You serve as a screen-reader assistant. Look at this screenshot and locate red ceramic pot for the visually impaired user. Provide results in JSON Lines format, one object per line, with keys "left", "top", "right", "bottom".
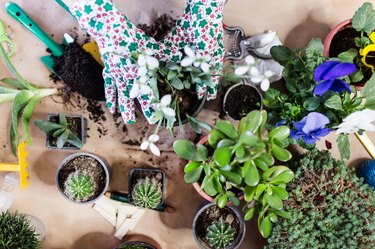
{"left": 323, "top": 19, "right": 352, "bottom": 57}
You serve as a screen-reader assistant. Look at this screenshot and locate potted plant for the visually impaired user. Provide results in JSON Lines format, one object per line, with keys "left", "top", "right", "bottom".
{"left": 33, "top": 113, "right": 86, "bottom": 150}
{"left": 323, "top": 2, "right": 375, "bottom": 89}
{"left": 266, "top": 38, "right": 375, "bottom": 160}
{"left": 192, "top": 202, "right": 246, "bottom": 249}
{"left": 128, "top": 168, "right": 165, "bottom": 210}
{"left": 0, "top": 211, "right": 41, "bottom": 249}
{"left": 56, "top": 152, "right": 111, "bottom": 204}
{"left": 114, "top": 241, "right": 156, "bottom": 249}
{"left": 174, "top": 110, "right": 294, "bottom": 237}
{"left": 265, "top": 149, "right": 375, "bottom": 249}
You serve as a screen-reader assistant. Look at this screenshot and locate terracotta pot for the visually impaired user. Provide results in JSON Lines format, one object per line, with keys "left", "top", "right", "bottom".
{"left": 323, "top": 19, "right": 352, "bottom": 57}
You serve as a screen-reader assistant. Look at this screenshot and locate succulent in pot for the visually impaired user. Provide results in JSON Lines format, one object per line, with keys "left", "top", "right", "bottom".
{"left": 114, "top": 241, "right": 156, "bottom": 249}
{"left": 173, "top": 110, "right": 294, "bottom": 237}
{"left": 56, "top": 152, "right": 110, "bottom": 204}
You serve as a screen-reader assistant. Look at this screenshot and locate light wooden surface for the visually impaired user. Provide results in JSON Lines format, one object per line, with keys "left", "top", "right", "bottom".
{"left": 0, "top": 0, "right": 373, "bottom": 248}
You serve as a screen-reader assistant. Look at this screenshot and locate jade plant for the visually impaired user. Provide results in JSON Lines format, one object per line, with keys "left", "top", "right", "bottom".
{"left": 265, "top": 149, "right": 375, "bottom": 249}
{"left": 65, "top": 172, "right": 95, "bottom": 201}
{"left": 0, "top": 20, "right": 58, "bottom": 155}
{"left": 0, "top": 211, "right": 40, "bottom": 249}
{"left": 33, "top": 114, "right": 83, "bottom": 149}
{"left": 173, "top": 110, "right": 294, "bottom": 237}
{"left": 206, "top": 221, "right": 235, "bottom": 249}
{"left": 131, "top": 177, "right": 162, "bottom": 209}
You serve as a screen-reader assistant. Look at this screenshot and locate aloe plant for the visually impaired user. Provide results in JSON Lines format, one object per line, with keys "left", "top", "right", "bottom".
{"left": 65, "top": 172, "right": 95, "bottom": 200}
{"left": 173, "top": 110, "right": 294, "bottom": 238}
{"left": 206, "top": 221, "right": 235, "bottom": 249}
{"left": 131, "top": 177, "right": 162, "bottom": 209}
{"left": 33, "top": 114, "right": 83, "bottom": 149}
{"left": 0, "top": 21, "right": 58, "bottom": 155}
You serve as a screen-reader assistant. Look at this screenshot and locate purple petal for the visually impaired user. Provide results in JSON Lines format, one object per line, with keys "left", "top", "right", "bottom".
{"left": 290, "top": 130, "right": 302, "bottom": 140}
{"left": 302, "top": 135, "right": 317, "bottom": 144}
{"left": 313, "top": 127, "right": 331, "bottom": 138}
{"left": 314, "top": 61, "right": 356, "bottom": 81}
{"left": 302, "top": 112, "right": 330, "bottom": 134}
{"left": 330, "top": 79, "right": 352, "bottom": 93}
{"left": 314, "top": 61, "right": 340, "bottom": 81}
{"left": 293, "top": 117, "right": 307, "bottom": 131}
{"left": 313, "top": 79, "right": 334, "bottom": 96}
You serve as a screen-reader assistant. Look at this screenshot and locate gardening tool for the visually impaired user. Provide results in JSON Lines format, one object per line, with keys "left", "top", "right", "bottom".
{"left": 355, "top": 132, "right": 375, "bottom": 159}
{"left": 0, "top": 141, "right": 29, "bottom": 190}
{"left": 0, "top": 19, "right": 15, "bottom": 56}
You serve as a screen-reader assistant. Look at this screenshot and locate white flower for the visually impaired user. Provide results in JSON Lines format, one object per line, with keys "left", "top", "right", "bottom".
{"left": 155, "top": 95, "right": 176, "bottom": 117}
{"left": 336, "top": 109, "right": 375, "bottom": 134}
{"left": 137, "top": 49, "right": 159, "bottom": 70}
{"left": 181, "top": 46, "right": 211, "bottom": 73}
{"left": 140, "top": 134, "right": 160, "bottom": 156}
{"left": 129, "top": 79, "right": 152, "bottom": 98}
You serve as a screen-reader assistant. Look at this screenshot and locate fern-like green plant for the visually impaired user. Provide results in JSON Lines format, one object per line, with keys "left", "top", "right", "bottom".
{"left": 64, "top": 172, "right": 95, "bottom": 201}
{"left": 207, "top": 221, "right": 235, "bottom": 249}
{"left": 131, "top": 177, "right": 162, "bottom": 209}
{"left": 0, "top": 20, "right": 58, "bottom": 155}
{"left": 33, "top": 114, "right": 83, "bottom": 149}
{"left": 0, "top": 211, "right": 41, "bottom": 249}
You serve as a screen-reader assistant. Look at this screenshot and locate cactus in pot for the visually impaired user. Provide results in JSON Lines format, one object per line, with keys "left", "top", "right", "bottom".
{"left": 207, "top": 220, "right": 235, "bottom": 249}
{"left": 65, "top": 172, "right": 95, "bottom": 200}
{"left": 131, "top": 177, "right": 162, "bottom": 209}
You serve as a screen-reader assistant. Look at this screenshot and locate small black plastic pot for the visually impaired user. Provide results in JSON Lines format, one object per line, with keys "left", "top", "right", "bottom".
{"left": 223, "top": 80, "right": 263, "bottom": 121}
{"left": 128, "top": 168, "right": 166, "bottom": 209}
{"left": 113, "top": 241, "right": 156, "bottom": 249}
{"left": 46, "top": 114, "right": 86, "bottom": 150}
{"left": 192, "top": 202, "right": 246, "bottom": 249}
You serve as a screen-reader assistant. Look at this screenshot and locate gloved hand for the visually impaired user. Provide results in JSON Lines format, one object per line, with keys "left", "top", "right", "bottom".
{"left": 70, "top": 0, "right": 225, "bottom": 124}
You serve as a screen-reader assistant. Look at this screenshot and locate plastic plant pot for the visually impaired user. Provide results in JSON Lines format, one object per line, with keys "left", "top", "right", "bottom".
{"left": 128, "top": 168, "right": 166, "bottom": 209}
{"left": 113, "top": 241, "right": 157, "bottom": 249}
{"left": 46, "top": 114, "right": 87, "bottom": 150}
{"left": 223, "top": 81, "right": 263, "bottom": 121}
{"left": 323, "top": 19, "right": 352, "bottom": 57}
{"left": 192, "top": 202, "right": 246, "bottom": 249}
{"left": 56, "top": 152, "right": 111, "bottom": 204}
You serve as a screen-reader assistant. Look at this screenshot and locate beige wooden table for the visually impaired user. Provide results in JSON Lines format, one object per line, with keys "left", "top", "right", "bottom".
{"left": 0, "top": 0, "right": 373, "bottom": 248}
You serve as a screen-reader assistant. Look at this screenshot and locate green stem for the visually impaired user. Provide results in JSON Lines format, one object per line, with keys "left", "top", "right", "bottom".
{"left": 34, "top": 88, "right": 59, "bottom": 98}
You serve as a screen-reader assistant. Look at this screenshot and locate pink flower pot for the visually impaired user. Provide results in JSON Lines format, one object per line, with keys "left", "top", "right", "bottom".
{"left": 323, "top": 19, "right": 352, "bottom": 57}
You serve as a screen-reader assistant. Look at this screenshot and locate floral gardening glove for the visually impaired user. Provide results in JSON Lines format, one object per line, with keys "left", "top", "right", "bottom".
{"left": 70, "top": 0, "right": 225, "bottom": 124}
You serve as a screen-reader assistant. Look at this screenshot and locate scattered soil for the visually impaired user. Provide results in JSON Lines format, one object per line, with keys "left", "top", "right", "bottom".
{"left": 128, "top": 169, "right": 165, "bottom": 206}
{"left": 195, "top": 205, "right": 242, "bottom": 249}
{"left": 138, "top": 14, "right": 176, "bottom": 41}
{"left": 57, "top": 155, "right": 107, "bottom": 203}
{"left": 52, "top": 42, "right": 105, "bottom": 101}
{"left": 223, "top": 84, "right": 261, "bottom": 120}
{"left": 47, "top": 115, "right": 83, "bottom": 149}
{"left": 86, "top": 99, "right": 108, "bottom": 137}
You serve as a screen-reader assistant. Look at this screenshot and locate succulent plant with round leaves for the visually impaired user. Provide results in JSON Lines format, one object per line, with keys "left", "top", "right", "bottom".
{"left": 0, "top": 211, "right": 40, "bottom": 249}
{"left": 207, "top": 220, "right": 235, "bottom": 249}
{"left": 64, "top": 172, "right": 95, "bottom": 201}
{"left": 131, "top": 177, "right": 162, "bottom": 209}
{"left": 173, "top": 110, "right": 294, "bottom": 238}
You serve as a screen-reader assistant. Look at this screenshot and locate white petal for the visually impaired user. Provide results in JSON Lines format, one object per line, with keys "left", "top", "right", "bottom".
{"left": 357, "top": 123, "right": 375, "bottom": 131}
{"left": 138, "top": 66, "right": 147, "bottom": 76}
{"left": 149, "top": 134, "right": 160, "bottom": 142}
{"left": 149, "top": 143, "right": 161, "bottom": 156}
{"left": 184, "top": 46, "right": 196, "bottom": 58}
{"left": 138, "top": 55, "right": 146, "bottom": 67}
{"left": 160, "top": 94, "right": 172, "bottom": 106}
{"left": 193, "top": 61, "right": 200, "bottom": 67}
{"left": 139, "top": 76, "right": 148, "bottom": 84}
{"left": 261, "top": 79, "right": 270, "bottom": 91}
{"left": 145, "top": 49, "right": 154, "bottom": 56}
{"left": 140, "top": 84, "right": 152, "bottom": 93}
{"left": 129, "top": 84, "right": 139, "bottom": 98}
{"left": 200, "top": 63, "right": 210, "bottom": 73}
{"left": 162, "top": 107, "right": 176, "bottom": 117}
{"left": 140, "top": 141, "right": 149, "bottom": 150}
{"left": 245, "top": 55, "right": 255, "bottom": 64}
{"left": 181, "top": 57, "right": 194, "bottom": 67}
{"left": 147, "top": 56, "right": 159, "bottom": 70}
{"left": 249, "top": 66, "right": 260, "bottom": 76}
{"left": 234, "top": 66, "right": 249, "bottom": 76}
{"left": 264, "top": 70, "right": 275, "bottom": 78}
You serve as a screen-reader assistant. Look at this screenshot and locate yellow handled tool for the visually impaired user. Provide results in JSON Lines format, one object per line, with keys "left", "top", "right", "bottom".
{"left": 0, "top": 141, "right": 29, "bottom": 190}
{"left": 355, "top": 132, "right": 375, "bottom": 159}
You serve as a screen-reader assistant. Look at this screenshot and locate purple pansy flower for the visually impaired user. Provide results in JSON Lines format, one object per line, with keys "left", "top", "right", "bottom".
{"left": 313, "top": 61, "right": 356, "bottom": 96}
{"left": 290, "top": 112, "right": 331, "bottom": 144}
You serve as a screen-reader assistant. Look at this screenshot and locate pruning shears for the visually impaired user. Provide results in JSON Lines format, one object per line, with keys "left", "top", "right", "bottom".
{"left": 0, "top": 20, "right": 15, "bottom": 56}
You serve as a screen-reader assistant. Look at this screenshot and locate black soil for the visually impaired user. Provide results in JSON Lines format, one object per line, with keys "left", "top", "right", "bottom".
{"left": 52, "top": 42, "right": 105, "bottom": 101}
{"left": 47, "top": 115, "right": 83, "bottom": 149}
{"left": 195, "top": 205, "right": 242, "bottom": 249}
{"left": 138, "top": 14, "right": 176, "bottom": 41}
{"left": 129, "top": 169, "right": 165, "bottom": 206}
{"left": 223, "top": 84, "right": 261, "bottom": 120}
{"left": 57, "top": 155, "right": 107, "bottom": 203}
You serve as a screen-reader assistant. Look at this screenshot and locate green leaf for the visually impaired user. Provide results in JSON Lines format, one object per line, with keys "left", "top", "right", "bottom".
{"left": 242, "top": 110, "right": 263, "bottom": 133}
{"left": 338, "top": 49, "right": 358, "bottom": 63}
{"left": 274, "top": 210, "right": 291, "bottom": 219}
{"left": 217, "top": 194, "right": 228, "bottom": 208}
{"left": 173, "top": 140, "right": 200, "bottom": 161}
{"left": 265, "top": 167, "right": 294, "bottom": 184}
{"left": 259, "top": 216, "right": 271, "bottom": 238}
{"left": 352, "top": 2, "right": 375, "bottom": 35}
{"left": 12, "top": 91, "right": 34, "bottom": 146}
{"left": 271, "top": 144, "right": 292, "bottom": 162}
{"left": 33, "top": 120, "right": 63, "bottom": 135}
{"left": 258, "top": 153, "right": 275, "bottom": 166}
{"left": 171, "top": 77, "right": 184, "bottom": 90}
{"left": 213, "top": 147, "right": 232, "bottom": 167}
{"left": 67, "top": 133, "right": 84, "bottom": 149}
{"left": 244, "top": 207, "right": 255, "bottom": 221}
{"left": 53, "top": 128, "right": 66, "bottom": 138}
{"left": 365, "top": 97, "right": 375, "bottom": 109}
{"left": 350, "top": 69, "right": 364, "bottom": 83}
{"left": 271, "top": 186, "right": 289, "bottom": 200}
{"left": 208, "top": 129, "right": 226, "bottom": 147}
{"left": 184, "top": 161, "right": 201, "bottom": 173}
{"left": 235, "top": 145, "right": 246, "bottom": 158}
{"left": 228, "top": 194, "right": 240, "bottom": 206}
{"left": 239, "top": 131, "right": 258, "bottom": 146}
{"left": 197, "top": 144, "right": 208, "bottom": 161}
{"left": 269, "top": 213, "right": 278, "bottom": 223}
{"left": 10, "top": 121, "right": 17, "bottom": 156}
{"left": 0, "top": 93, "right": 18, "bottom": 104}
{"left": 0, "top": 85, "right": 19, "bottom": 93}
{"left": 270, "top": 45, "right": 294, "bottom": 66}
{"left": 337, "top": 133, "right": 350, "bottom": 160}
{"left": 217, "top": 139, "right": 236, "bottom": 148}
{"left": 303, "top": 97, "right": 321, "bottom": 111}
{"left": 216, "top": 120, "right": 238, "bottom": 140}
{"left": 259, "top": 110, "right": 268, "bottom": 132}
{"left": 305, "top": 38, "right": 324, "bottom": 55}
{"left": 167, "top": 70, "right": 178, "bottom": 81}
{"left": 269, "top": 126, "right": 290, "bottom": 142}
{"left": 220, "top": 170, "right": 242, "bottom": 185}
{"left": 187, "top": 115, "right": 212, "bottom": 134}
{"left": 325, "top": 95, "right": 343, "bottom": 110}
{"left": 1, "top": 78, "right": 24, "bottom": 89}
{"left": 59, "top": 114, "right": 68, "bottom": 127}
{"left": 254, "top": 157, "right": 269, "bottom": 171}
{"left": 56, "top": 130, "right": 69, "bottom": 149}
{"left": 265, "top": 193, "right": 283, "bottom": 210}
{"left": 256, "top": 183, "right": 267, "bottom": 200}
{"left": 203, "top": 175, "right": 217, "bottom": 196}
{"left": 361, "top": 73, "right": 375, "bottom": 98}
{"left": 184, "top": 165, "right": 203, "bottom": 183}
{"left": 212, "top": 174, "right": 223, "bottom": 193}
{"left": 243, "top": 161, "right": 260, "bottom": 186}
{"left": 244, "top": 185, "right": 256, "bottom": 202}
{"left": 21, "top": 95, "right": 43, "bottom": 144}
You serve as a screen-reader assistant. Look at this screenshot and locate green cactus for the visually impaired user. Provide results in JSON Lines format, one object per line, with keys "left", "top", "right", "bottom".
{"left": 206, "top": 221, "right": 235, "bottom": 249}
{"left": 65, "top": 172, "right": 95, "bottom": 200}
{"left": 131, "top": 177, "right": 162, "bottom": 209}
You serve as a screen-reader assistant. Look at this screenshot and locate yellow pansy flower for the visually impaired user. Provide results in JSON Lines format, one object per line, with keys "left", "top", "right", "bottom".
{"left": 360, "top": 32, "right": 375, "bottom": 71}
